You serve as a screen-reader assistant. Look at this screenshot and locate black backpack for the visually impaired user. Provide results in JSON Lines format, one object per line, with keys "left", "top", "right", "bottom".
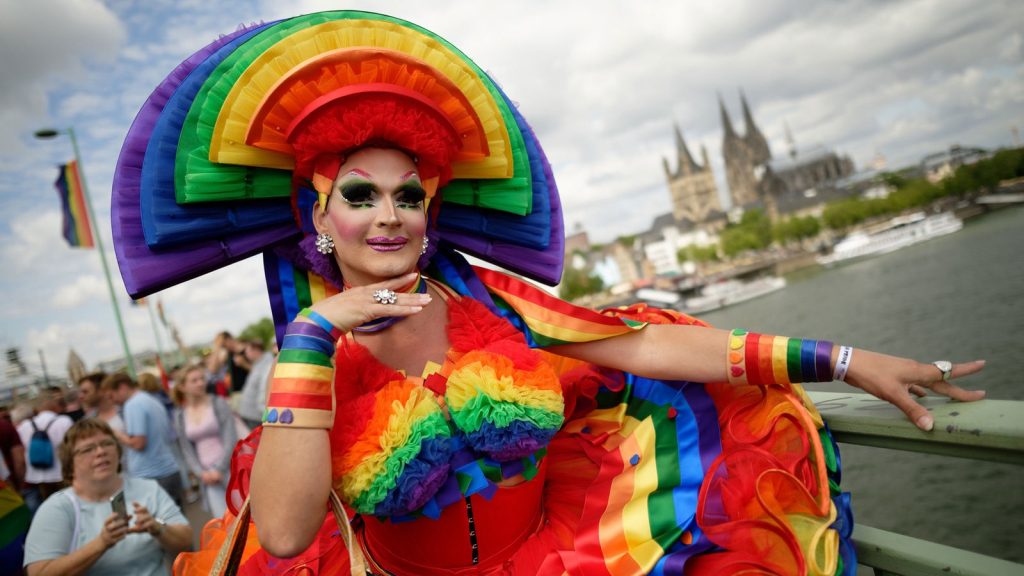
{"left": 28, "top": 417, "right": 56, "bottom": 469}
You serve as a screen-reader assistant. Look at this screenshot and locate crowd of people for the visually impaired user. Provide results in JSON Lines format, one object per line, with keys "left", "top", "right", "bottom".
{"left": 0, "top": 331, "right": 276, "bottom": 575}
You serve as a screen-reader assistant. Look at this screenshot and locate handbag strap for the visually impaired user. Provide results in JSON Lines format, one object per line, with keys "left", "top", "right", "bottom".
{"left": 210, "top": 491, "right": 367, "bottom": 576}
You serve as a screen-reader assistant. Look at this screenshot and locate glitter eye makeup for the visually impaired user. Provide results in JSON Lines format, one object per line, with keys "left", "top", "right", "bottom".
{"left": 395, "top": 185, "right": 426, "bottom": 210}
{"left": 338, "top": 179, "right": 377, "bottom": 208}
{"left": 335, "top": 173, "right": 426, "bottom": 210}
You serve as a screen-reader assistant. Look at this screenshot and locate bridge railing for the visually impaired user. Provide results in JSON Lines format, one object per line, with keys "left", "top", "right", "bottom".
{"left": 808, "top": 391, "right": 1024, "bottom": 576}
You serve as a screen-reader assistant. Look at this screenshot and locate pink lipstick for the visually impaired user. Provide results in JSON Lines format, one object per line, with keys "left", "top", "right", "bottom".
{"left": 367, "top": 236, "right": 408, "bottom": 252}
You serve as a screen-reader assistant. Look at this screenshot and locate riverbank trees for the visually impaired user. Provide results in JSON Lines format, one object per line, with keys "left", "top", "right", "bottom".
{"left": 823, "top": 147, "right": 1024, "bottom": 230}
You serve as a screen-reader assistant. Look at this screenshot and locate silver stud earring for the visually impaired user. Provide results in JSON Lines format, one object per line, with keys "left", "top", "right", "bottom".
{"left": 315, "top": 233, "right": 335, "bottom": 255}
{"left": 420, "top": 236, "right": 429, "bottom": 255}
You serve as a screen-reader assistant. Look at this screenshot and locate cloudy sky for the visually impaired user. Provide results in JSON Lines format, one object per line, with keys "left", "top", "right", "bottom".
{"left": 0, "top": 0, "right": 1021, "bottom": 373}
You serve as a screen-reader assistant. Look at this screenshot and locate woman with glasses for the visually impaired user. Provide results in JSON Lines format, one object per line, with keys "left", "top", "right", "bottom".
{"left": 22, "top": 418, "right": 192, "bottom": 576}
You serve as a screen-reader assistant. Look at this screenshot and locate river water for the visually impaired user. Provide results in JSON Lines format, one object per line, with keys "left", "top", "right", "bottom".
{"left": 700, "top": 205, "right": 1024, "bottom": 564}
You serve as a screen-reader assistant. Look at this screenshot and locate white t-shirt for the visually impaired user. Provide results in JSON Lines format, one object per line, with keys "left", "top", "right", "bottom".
{"left": 23, "top": 475, "right": 188, "bottom": 575}
{"left": 17, "top": 411, "right": 74, "bottom": 483}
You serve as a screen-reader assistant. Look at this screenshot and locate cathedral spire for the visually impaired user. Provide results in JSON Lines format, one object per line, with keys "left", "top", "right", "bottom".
{"left": 740, "top": 90, "right": 758, "bottom": 133}
{"left": 673, "top": 122, "right": 698, "bottom": 173}
{"left": 739, "top": 89, "right": 771, "bottom": 164}
{"left": 784, "top": 120, "right": 797, "bottom": 160}
{"left": 718, "top": 93, "right": 737, "bottom": 140}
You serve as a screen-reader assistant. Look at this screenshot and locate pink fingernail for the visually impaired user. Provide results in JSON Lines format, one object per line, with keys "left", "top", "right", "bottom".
{"left": 916, "top": 415, "right": 934, "bottom": 431}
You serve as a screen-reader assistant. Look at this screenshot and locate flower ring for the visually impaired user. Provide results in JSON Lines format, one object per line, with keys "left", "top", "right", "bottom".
{"left": 373, "top": 288, "right": 398, "bottom": 305}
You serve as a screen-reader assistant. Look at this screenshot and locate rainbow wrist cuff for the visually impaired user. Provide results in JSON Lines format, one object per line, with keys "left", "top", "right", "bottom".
{"left": 263, "top": 318, "right": 339, "bottom": 429}
{"left": 299, "top": 308, "right": 344, "bottom": 340}
{"left": 728, "top": 329, "right": 835, "bottom": 386}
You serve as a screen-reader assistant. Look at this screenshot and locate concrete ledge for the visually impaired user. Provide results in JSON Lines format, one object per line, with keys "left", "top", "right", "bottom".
{"left": 854, "top": 524, "right": 1023, "bottom": 576}
{"left": 807, "top": 392, "right": 1024, "bottom": 466}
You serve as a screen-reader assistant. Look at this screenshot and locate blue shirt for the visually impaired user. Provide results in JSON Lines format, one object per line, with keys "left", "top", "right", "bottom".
{"left": 24, "top": 476, "right": 188, "bottom": 575}
{"left": 123, "top": 391, "right": 179, "bottom": 478}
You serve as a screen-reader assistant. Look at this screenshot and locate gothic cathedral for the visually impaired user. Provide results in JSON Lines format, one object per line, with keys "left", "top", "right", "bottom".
{"left": 663, "top": 125, "right": 721, "bottom": 223}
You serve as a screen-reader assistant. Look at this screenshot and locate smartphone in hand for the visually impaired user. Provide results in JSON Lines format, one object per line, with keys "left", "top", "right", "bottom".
{"left": 110, "top": 490, "right": 128, "bottom": 521}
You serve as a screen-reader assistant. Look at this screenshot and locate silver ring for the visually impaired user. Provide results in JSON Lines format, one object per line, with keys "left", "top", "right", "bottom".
{"left": 372, "top": 288, "right": 398, "bottom": 305}
{"left": 931, "top": 360, "right": 953, "bottom": 381}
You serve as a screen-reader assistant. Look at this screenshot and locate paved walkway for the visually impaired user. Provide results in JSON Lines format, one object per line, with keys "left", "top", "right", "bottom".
{"left": 182, "top": 495, "right": 214, "bottom": 550}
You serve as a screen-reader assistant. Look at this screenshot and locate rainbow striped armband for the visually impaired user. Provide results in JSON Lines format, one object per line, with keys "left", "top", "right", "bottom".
{"left": 727, "top": 329, "right": 836, "bottom": 386}
{"left": 262, "top": 310, "right": 339, "bottom": 428}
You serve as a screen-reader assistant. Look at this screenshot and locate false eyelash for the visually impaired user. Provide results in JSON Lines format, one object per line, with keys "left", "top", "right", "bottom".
{"left": 396, "top": 186, "right": 426, "bottom": 207}
{"left": 339, "top": 182, "right": 376, "bottom": 205}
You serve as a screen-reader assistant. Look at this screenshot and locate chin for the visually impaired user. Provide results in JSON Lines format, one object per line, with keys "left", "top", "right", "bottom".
{"left": 344, "top": 260, "right": 418, "bottom": 285}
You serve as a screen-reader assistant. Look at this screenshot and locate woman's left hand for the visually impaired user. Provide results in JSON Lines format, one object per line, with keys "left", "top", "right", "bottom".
{"left": 127, "top": 502, "right": 159, "bottom": 536}
{"left": 843, "top": 349, "right": 986, "bottom": 430}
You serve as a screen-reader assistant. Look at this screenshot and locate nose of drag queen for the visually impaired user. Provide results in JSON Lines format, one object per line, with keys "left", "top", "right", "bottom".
{"left": 375, "top": 197, "right": 401, "bottom": 228}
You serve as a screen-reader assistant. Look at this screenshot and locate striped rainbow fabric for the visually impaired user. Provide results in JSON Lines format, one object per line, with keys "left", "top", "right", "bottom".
{"left": 0, "top": 480, "right": 29, "bottom": 572}
{"left": 55, "top": 161, "right": 94, "bottom": 248}
{"left": 461, "top": 261, "right": 855, "bottom": 574}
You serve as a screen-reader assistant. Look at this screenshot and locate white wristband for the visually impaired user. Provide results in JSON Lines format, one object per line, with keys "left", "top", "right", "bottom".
{"left": 833, "top": 346, "right": 853, "bottom": 381}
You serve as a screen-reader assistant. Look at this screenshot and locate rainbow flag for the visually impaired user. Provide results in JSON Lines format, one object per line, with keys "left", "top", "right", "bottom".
{"left": 55, "top": 161, "right": 95, "bottom": 248}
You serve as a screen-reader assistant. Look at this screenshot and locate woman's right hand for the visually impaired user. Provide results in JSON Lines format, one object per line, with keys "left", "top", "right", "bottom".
{"left": 304, "top": 272, "right": 431, "bottom": 332}
{"left": 99, "top": 512, "right": 129, "bottom": 549}
{"left": 201, "top": 469, "right": 223, "bottom": 485}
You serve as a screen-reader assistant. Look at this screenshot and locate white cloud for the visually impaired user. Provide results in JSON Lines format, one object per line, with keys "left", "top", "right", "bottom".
{"left": 0, "top": 211, "right": 66, "bottom": 271}
{"left": 58, "top": 93, "right": 109, "bottom": 119}
{"left": 0, "top": 0, "right": 125, "bottom": 153}
{"left": 52, "top": 275, "right": 107, "bottom": 309}
{"left": 25, "top": 321, "right": 112, "bottom": 374}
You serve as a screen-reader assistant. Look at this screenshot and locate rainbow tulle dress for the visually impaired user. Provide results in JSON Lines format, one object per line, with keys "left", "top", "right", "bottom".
{"left": 174, "top": 266, "right": 854, "bottom": 576}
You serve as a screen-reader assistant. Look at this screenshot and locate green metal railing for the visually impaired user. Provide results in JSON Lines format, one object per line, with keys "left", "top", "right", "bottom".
{"left": 808, "top": 392, "right": 1024, "bottom": 576}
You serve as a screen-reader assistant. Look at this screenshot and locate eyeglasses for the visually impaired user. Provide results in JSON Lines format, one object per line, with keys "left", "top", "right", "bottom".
{"left": 73, "top": 438, "right": 118, "bottom": 458}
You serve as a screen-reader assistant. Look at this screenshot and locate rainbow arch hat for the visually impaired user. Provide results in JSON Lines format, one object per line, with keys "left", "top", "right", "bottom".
{"left": 112, "top": 11, "right": 564, "bottom": 318}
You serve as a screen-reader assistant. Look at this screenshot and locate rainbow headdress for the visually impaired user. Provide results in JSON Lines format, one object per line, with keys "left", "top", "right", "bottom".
{"left": 112, "top": 10, "right": 564, "bottom": 337}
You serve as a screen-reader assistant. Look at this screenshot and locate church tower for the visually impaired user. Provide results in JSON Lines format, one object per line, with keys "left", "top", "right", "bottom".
{"left": 740, "top": 91, "right": 771, "bottom": 166}
{"left": 721, "top": 91, "right": 772, "bottom": 208}
{"left": 663, "top": 123, "right": 721, "bottom": 223}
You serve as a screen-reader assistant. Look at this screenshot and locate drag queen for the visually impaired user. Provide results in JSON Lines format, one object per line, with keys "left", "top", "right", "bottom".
{"left": 111, "top": 11, "right": 984, "bottom": 575}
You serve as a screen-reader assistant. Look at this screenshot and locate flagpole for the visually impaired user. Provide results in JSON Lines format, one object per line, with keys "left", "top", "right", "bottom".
{"left": 144, "top": 299, "right": 167, "bottom": 372}
{"left": 36, "top": 127, "right": 137, "bottom": 378}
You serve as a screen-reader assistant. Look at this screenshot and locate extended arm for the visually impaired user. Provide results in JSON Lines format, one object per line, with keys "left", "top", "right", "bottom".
{"left": 549, "top": 324, "right": 985, "bottom": 430}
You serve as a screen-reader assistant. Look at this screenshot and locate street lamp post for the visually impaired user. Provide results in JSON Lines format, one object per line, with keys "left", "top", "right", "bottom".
{"left": 35, "top": 127, "right": 137, "bottom": 378}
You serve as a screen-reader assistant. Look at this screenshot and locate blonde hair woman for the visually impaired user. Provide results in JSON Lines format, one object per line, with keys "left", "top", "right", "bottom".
{"left": 172, "top": 364, "right": 238, "bottom": 518}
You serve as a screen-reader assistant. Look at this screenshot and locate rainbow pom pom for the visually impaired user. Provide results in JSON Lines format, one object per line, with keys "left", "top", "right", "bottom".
{"left": 446, "top": 348, "right": 564, "bottom": 461}
{"left": 335, "top": 381, "right": 453, "bottom": 516}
